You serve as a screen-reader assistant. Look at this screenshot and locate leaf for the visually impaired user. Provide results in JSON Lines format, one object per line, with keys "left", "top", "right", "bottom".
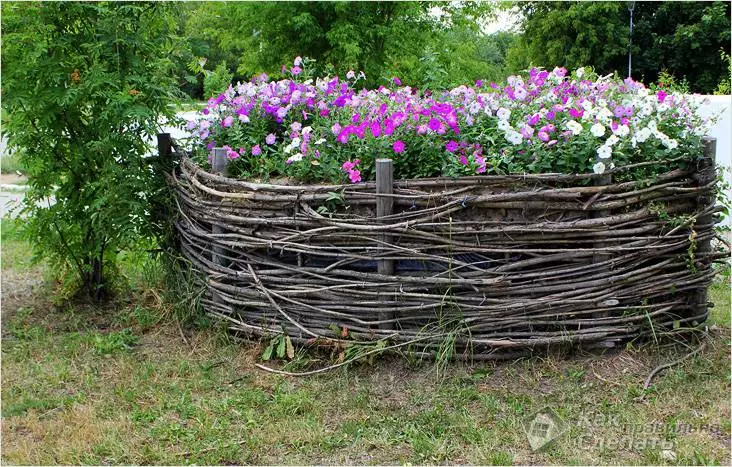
{"left": 285, "top": 336, "right": 295, "bottom": 359}
{"left": 276, "top": 335, "right": 286, "bottom": 358}
{"left": 326, "top": 191, "right": 342, "bottom": 202}
{"left": 262, "top": 340, "right": 275, "bottom": 361}
{"left": 336, "top": 351, "right": 345, "bottom": 364}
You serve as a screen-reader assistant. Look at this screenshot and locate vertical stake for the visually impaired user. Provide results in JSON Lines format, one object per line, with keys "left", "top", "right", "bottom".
{"left": 157, "top": 132, "right": 172, "bottom": 167}
{"left": 694, "top": 136, "right": 717, "bottom": 319}
{"left": 593, "top": 155, "right": 613, "bottom": 318}
{"left": 376, "top": 158, "right": 395, "bottom": 330}
{"left": 211, "top": 148, "right": 230, "bottom": 304}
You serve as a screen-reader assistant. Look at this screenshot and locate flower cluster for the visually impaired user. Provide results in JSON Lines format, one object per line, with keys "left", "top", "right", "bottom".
{"left": 187, "top": 58, "right": 710, "bottom": 183}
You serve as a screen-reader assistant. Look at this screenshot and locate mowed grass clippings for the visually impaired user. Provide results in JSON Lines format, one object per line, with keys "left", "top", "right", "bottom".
{"left": 2, "top": 228, "right": 730, "bottom": 465}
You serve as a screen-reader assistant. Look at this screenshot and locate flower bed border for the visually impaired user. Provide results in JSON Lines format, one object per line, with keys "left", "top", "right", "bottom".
{"left": 166, "top": 135, "right": 723, "bottom": 359}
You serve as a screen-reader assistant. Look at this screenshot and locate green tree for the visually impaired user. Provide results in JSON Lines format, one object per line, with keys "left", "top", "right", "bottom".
{"left": 510, "top": 1, "right": 731, "bottom": 93}
{"left": 1, "top": 2, "right": 183, "bottom": 299}
{"left": 182, "top": 1, "right": 497, "bottom": 89}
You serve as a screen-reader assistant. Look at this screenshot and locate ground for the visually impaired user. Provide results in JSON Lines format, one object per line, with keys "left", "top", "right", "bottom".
{"left": 1, "top": 219, "right": 730, "bottom": 465}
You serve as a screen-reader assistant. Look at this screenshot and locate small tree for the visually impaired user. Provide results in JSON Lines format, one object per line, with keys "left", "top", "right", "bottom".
{"left": 1, "top": 2, "right": 183, "bottom": 299}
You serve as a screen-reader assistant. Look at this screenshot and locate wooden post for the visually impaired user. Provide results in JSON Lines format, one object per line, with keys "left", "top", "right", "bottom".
{"left": 694, "top": 136, "right": 717, "bottom": 319}
{"left": 593, "top": 155, "right": 613, "bottom": 318}
{"left": 376, "top": 158, "right": 395, "bottom": 330}
{"left": 210, "top": 148, "right": 230, "bottom": 305}
{"left": 157, "top": 133, "right": 172, "bottom": 163}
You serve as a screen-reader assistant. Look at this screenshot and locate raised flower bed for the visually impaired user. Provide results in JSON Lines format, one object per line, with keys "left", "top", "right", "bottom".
{"left": 171, "top": 61, "right": 724, "bottom": 359}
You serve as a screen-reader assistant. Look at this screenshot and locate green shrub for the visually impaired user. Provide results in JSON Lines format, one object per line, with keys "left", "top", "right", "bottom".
{"left": 1, "top": 3, "right": 183, "bottom": 299}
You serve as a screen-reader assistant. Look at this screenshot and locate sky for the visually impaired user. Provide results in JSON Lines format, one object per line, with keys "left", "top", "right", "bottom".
{"left": 428, "top": 4, "right": 523, "bottom": 35}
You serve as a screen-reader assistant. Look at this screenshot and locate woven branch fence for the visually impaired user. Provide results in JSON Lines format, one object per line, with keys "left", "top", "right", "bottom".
{"left": 163, "top": 135, "right": 725, "bottom": 360}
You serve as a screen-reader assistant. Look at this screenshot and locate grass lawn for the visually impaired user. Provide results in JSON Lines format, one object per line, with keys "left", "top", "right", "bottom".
{"left": 2, "top": 218, "right": 730, "bottom": 465}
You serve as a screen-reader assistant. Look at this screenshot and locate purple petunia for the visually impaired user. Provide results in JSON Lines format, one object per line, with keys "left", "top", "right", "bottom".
{"left": 393, "top": 140, "right": 405, "bottom": 153}
{"left": 251, "top": 144, "right": 262, "bottom": 156}
{"left": 445, "top": 140, "right": 459, "bottom": 152}
{"left": 265, "top": 133, "right": 276, "bottom": 145}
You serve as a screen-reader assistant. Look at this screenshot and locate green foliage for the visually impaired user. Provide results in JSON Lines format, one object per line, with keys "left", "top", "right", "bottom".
{"left": 188, "top": 57, "right": 234, "bottom": 99}
{"left": 714, "top": 50, "right": 731, "bottom": 95}
{"left": 261, "top": 333, "right": 295, "bottom": 361}
{"left": 181, "top": 1, "right": 500, "bottom": 90}
{"left": 92, "top": 328, "right": 139, "bottom": 355}
{"left": 513, "top": 1, "right": 731, "bottom": 94}
{"left": 1, "top": 2, "right": 183, "bottom": 299}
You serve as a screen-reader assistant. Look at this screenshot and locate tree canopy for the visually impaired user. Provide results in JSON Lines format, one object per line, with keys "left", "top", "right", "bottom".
{"left": 181, "top": 1, "right": 508, "bottom": 92}
{"left": 510, "top": 1, "right": 731, "bottom": 93}
{"left": 1, "top": 2, "right": 183, "bottom": 298}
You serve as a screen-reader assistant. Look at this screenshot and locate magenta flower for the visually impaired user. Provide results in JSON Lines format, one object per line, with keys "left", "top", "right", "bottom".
{"left": 251, "top": 144, "right": 262, "bottom": 156}
{"left": 370, "top": 121, "right": 382, "bottom": 138}
{"left": 475, "top": 79, "right": 483, "bottom": 88}
{"left": 265, "top": 133, "right": 276, "bottom": 145}
{"left": 538, "top": 131, "right": 550, "bottom": 142}
{"left": 348, "top": 169, "right": 362, "bottom": 183}
{"left": 568, "top": 108, "right": 584, "bottom": 119}
{"left": 445, "top": 140, "right": 459, "bottom": 152}
{"left": 393, "top": 77, "right": 402, "bottom": 86}
{"left": 222, "top": 116, "right": 234, "bottom": 127}
{"left": 657, "top": 90, "right": 668, "bottom": 103}
{"left": 428, "top": 118, "right": 442, "bottom": 132}
{"left": 291, "top": 66, "right": 302, "bottom": 75}
{"left": 393, "top": 140, "right": 405, "bottom": 153}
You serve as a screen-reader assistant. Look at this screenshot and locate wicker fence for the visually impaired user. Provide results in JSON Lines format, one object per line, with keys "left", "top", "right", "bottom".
{"left": 164, "top": 135, "right": 724, "bottom": 359}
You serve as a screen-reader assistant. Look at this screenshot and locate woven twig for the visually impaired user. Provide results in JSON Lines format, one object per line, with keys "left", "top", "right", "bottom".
{"left": 171, "top": 156, "right": 724, "bottom": 358}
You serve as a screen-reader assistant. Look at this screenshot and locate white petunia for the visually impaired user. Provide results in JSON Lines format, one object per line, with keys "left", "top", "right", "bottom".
{"left": 593, "top": 161, "right": 606, "bottom": 174}
{"left": 497, "top": 119, "right": 511, "bottom": 131}
{"left": 287, "top": 153, "right": 304, "bottom": 163}
{"left": 597, "top": 145, "right": 612, "bottom": 159}
{"left": 590, "top": 123, "right": 605, "bottom": 137}
{"left": 566, "top": 120, "right": 583, "bottom": 135}
{"left": 314, "top": 138, "right": 326, "bottom": 145}
{"left": 497, "top": 108, "right": 511, "bottom": 121}
{"left": 612, "top": 124, "right": 630, "bottom": 137}
{"left": 662, "top": 138, "right": 679, "bottom": 150}
{"left": 635, "top": 127, "right": 652, "bottom": 143}
{"left": 505, "top": 130, "right": 523, "bottom": 145}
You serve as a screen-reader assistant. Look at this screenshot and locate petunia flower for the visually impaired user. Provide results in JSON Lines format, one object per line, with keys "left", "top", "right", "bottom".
{"left": 393, "top": 140, "right": 405, "bottom": 153}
